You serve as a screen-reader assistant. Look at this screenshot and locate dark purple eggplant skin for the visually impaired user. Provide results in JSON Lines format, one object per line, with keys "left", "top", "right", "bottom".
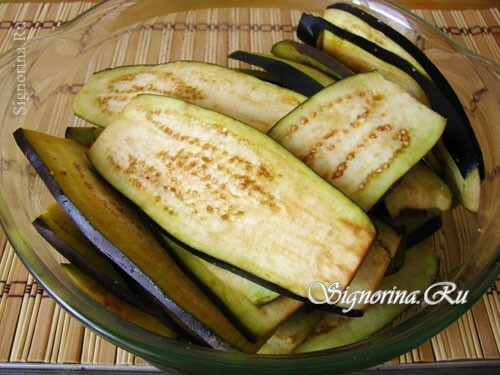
{"left": 406, "top": 214, "right": 443, "bottom": 249}
{"left": 13, "top": 128, "right": 233, "bottom": 351}
{"left": 33, "top": 216, "right": 137, "bottom": 303}
{"left": 158, "top": 230, "right": 364, "bottom": 317}
{"left": 273, "top": 39, "right": 354, "bottom": 79}
{"left": 32, "top": 216, "right": 180, "bottom": 333}
{"left": 297, "top": 13, "right": 483, "bottom": 179}
{"left": 384, "top": 234, "right": 406, "bottom": 276}
{"left": 229, "top": 50, "right": 325, "bottom": 96}
{"left": 326, "top": 3, "right": 484, "bottom": 179}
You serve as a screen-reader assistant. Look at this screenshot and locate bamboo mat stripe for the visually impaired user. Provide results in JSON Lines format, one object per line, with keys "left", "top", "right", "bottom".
{"left": 0, "top": 1, "right": 499, "bottom": 369}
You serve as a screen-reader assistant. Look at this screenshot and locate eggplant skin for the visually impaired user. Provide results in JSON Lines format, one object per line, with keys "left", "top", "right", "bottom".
{"left": 229, "top": 50, "right": 334, "bottom": 96}
{"left": 326, "top": 2, "right": 483, "bottom": 179}
{"left": 88, "top": 94, "right": 377, "bottom": 302}
{"left": 13, "top": 128, "right": 260, "bottom": 353}
{"left": 297, "top": 12, "right": 483, "bottom": 180}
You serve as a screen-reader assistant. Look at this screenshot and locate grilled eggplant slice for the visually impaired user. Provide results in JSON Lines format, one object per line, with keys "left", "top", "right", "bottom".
{"left": 62, "top": 263, "right": 177, "bottom": 339}
{"left": 296, "top": 241, "right": 438, "bottom": 352}
{"left": 163, "top": 236, "right": 280, "bottom": 306}
{"left": 163, "top": 237, "right": 303, "bottom": 341}
{"left": 229, "top": 50, "right": 336, "bottom": 96}
{"left": 269, "top": 72, "right": 446, "bottom": 211}
{"left": 14, "top": 128, "right": 260, "bottom": 352}
{"left": 258, "top": 307, "right": 323, "bottom": 354}
{"left": 232, "top": 68, "right": 283, "bottom": 85}
{"left": 384, "top": 162, "right": 453, "bottom": 218}
{"left": 432, "top": 140, "right": 481, "bottom": 212}
{"left": 301, "top": 7, "right": 483, "bottom": 210}
{"left": 65, "top": 126, "right": 103, "bottom": 147}
{"left": 88, "top": 94, "right": 376, "bottom": 301}
{"left": 405, "top": 211, "right": 443, "bottom": 249}
{"left": 296, "top": 14, "right": 428, "bottom": 104}
{"left": 314, "top": 219, "right": 401, "bottom": 313}
{"left": 270, "top": 39, "right": 354, "bottom": 80}
{"left": 34, "top": 203, "right": 179, "bottom": 330}
{"left": 73, "top": 61, "right": 305, "bottom": 132}
{"left": 33, "top": 204, "right": 135, "bottom": 303}
{"left": 324, "top": 2, "right": 484, "bottom": 180}
{"left": 323, "top": 5, "right": 429, "bottom": 80}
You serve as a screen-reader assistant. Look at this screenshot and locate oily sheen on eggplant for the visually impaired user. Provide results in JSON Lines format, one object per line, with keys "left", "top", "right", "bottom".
{"left": 88, "top": 94, "right": 376, "bottom": 301}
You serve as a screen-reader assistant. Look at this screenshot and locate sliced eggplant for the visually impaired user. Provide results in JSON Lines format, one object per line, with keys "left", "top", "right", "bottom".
{"left": 163, "top": 237, "right": 303, "bottom": 341}
{"left": 270, "top": 39, "right": 354, "bottom": 80}
{"left": 33, "top": 204, "right": 135, "bottom": 303}
{"left": 229, "top": 50, "right": 336, "bottom": 96}
{"left": 65, "top": 126, "right": 103, "bottom": 147}
{"left": 258, "top": 307, "right": 322, "bottom": 354}
{"left": 14, "top": 128, "right": 260, "bottom": 352}
{"left": 317, "top": 219, "right": 401, "bottom": 313}
{"left": 73, "top": 61, "right": 305, "bottom": 132}
{"left": 325, "top": 2, "right": 484, "bottom": 180}
{"left": 62, "top": 263, "right": 177, "bottom": 339}
{"left": 432, "top": 140, "right": 481, "bottom": 212}
{"left": 33, "top": 203, "right": 179, "bottom": 331}
{"left": 406, "top": 211, "right": 443, "bottom": 249}
{"left": 384, "top": 234, "right": 407, "bottom": 276}
{"left": 296, "top": 13, "right": 428, "bottom": 104}
{"left": 163, "top": 235, "right": 280, "bottom": 306}
{"left": 232, "top": 68, "right": 283, "bottom": 85}
{"left": 295, "top": 241, "right": 438, "bottom": 353}
{"left": 88, "top": 94, "right": 376, "bottom": 301}
{"left": 269, "top": 72, "right": 446, "bottom": 211}
{"left": 374, "top": 219, "right": 402, "bottom": 259}
{"left": 384, "top": 162, "right": 453, "bottom": 218}
{"left": 323, "top": 5, "right": 430, "bottom": 80}
{"left": 297, "top": 12, "right": 483, "bottom": 184}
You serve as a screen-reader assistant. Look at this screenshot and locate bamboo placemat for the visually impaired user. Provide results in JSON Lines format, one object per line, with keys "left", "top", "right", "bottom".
{"left": 0, "top": 1, "right": 499, "bottom": 371}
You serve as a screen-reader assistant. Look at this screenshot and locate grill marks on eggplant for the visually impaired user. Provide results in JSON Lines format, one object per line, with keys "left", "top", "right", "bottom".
{"left": 97, "top": 71, "right": 205, "bottom": 116}
{"left": 73, "top": 62, "right": 305, "bottom": 132}
{"left": 105, "top": 107, "right": 279, "bottom": 223}
{"left": 270, "top": 72, "right": 446, "bottom": 211}
{"left": 88, "top": 94, "right": 376, "bottom": 301}
{"left": 14, "top": 128, "right": 264, "bottom": 352}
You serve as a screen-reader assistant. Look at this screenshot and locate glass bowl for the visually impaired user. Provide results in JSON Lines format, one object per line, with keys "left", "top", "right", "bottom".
{"left": 0, "top": 0, "right": 498, "bottom": 373}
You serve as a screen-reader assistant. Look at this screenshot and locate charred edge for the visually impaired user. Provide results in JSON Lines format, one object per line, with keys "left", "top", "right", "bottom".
{"left": 229, "top": 51, "right": 325, "bottom": 97}
{"left": 157, "top": 227, "right": 364, "bottom": 317}
{"left": 13, "top": 129, "right": 232, "bottom": 351}
{"left": 322, "top": 4, "right": 485, "bottom": 179}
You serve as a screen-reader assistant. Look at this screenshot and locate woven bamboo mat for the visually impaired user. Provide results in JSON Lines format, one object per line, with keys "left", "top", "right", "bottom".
{"left": 0, "top": 1, "right": 499, "bottom": 371}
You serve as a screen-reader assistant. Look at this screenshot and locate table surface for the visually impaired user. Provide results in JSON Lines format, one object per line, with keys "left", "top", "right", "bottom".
{"left": 0, "top": 0, "right": 498, "bottom": 373}
{"left": 1, "top": 0, "right": 499, "bottom": 9}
